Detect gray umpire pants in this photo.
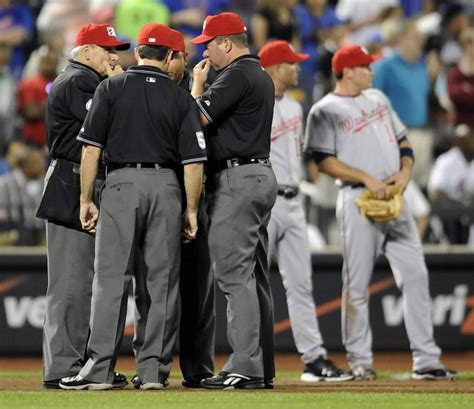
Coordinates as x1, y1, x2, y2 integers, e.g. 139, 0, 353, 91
43, 163, 103, 382
133, 197, 215, 379
337, 187, 442, 371
79, 167, 182, 384
268, 195, 327, 364
206, 163, 277, 378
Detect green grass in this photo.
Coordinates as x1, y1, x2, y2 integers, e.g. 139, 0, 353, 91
1, 391, 473, 409
1, 371, 473, 409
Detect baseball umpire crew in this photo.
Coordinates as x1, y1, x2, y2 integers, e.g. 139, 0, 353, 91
59, 23, 206, 391
191, 12, 278, 389
304, 45, 457, 381
258, 40, 353, 383
168, 29, 216, 388
40, 23, 129, 389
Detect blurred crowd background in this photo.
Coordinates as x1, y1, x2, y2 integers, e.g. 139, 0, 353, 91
0, 0, 473, 248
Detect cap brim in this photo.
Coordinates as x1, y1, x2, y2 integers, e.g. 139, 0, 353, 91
292, 53, 310, 62
97, 40, 130, 50
190, 34, 215, 45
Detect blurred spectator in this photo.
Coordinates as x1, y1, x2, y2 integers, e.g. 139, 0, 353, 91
115, 0, 170, 43
17, 48, 58, 148
0, 42, 16, 151
372, 21, 434, 188
0, 145, 45, 246
36, 0, 89, 50
427, 124, 474, 244
162, 0, 229, 65
335, 0, 400, 46
447, 27, 474, 128
251, 0, 299, 51
23, 25, 67, 79
438, 1, 469, 67
0, 0, 34, 79
404, 180, 431, 240
0, 139, 28, 176
293, 0, 344, 110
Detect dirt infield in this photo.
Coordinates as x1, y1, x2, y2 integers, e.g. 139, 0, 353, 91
1, 352, 473, 393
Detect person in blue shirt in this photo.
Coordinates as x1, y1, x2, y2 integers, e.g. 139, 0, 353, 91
0, 0, 34, 79
372, 20, 433, 187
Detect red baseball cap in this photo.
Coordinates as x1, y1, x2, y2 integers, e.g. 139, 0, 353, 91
75, 23, 130, 50
169, 28, 186, 53
190, 12, 246, 44
258, 40, 309, 68
137, 24, 176, 49
332, 45, 375, 73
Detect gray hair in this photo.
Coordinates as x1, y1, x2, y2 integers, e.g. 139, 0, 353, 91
70, 44, 97, 59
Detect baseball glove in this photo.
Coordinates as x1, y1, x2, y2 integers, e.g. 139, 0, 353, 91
355, 185, 402, 222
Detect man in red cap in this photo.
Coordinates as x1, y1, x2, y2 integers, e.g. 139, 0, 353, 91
59, 23, 206, 391
137, 27, 216, 389
190, 12, 278, 389
40, 23, 129, 390
258, 40, 353, 383
304, 45, 457, 381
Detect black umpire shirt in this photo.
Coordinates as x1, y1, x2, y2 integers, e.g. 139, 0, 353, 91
46, 60, 104, 163
77, 65, 207, 166
195, 55, 274, 162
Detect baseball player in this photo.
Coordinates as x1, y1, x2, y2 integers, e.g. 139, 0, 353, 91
59, 23, 206, 391
258, 40, 353, 382
40, 23, 129, 389
304, 44, 457, 381
191, 12, 278, 389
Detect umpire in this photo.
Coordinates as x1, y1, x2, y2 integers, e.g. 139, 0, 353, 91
191, 12, 277, 389
40, 23, 129, 389
168, 29, 215, 388
59, 23, 206, 391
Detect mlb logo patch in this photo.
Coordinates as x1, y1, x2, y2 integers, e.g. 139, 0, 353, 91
196, 131, 206, 149
148, 38, 156, 43
107, 27, 116, 37
146, 77, 156, 83
85, 99, 92, 111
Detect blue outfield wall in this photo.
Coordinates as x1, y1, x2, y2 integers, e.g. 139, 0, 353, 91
0, 247, 473, 355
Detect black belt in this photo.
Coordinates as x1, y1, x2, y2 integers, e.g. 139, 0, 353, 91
106, 162, 174, 175
208, 157, 271, 172
277, 185, 299, 199
341, 183, 364, 189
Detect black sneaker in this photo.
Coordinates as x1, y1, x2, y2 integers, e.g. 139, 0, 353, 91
412, 368, 458, 381
264, 379, 274, 389
182, 373, 214, 388
201, 372, 265, 390
43, 379, 61, 389
59, 375, 113, 390
348, 366, 377, 381
112, 372, 128, 389
132, 375, 169, 390
301, 356, 354, 382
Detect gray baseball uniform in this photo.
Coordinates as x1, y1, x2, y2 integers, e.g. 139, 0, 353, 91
268, 94, 327, 363
304, 89, 443, 371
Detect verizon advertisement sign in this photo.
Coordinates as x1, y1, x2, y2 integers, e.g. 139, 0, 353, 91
0, 252, 473, 354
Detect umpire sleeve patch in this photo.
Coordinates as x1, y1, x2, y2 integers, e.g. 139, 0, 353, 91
196, 131, 206, 149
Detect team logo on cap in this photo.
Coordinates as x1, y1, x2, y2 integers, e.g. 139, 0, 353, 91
148, 38, 156, 43
196, 131, 206, 149
85, 99, 92, 111
107, 27, 116, 37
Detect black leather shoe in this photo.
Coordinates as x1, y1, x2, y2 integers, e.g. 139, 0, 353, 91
264, 379, 274, 389
112, 372, 128, 389
182, 373, 214, 388
43, 379, 61, 389
201, 372, 265, 390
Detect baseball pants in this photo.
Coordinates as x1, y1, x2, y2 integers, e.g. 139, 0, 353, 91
337, 186, 442, 371
206, 163, 277, 378
268, 195, 327, 364
79, 167, 182, 384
